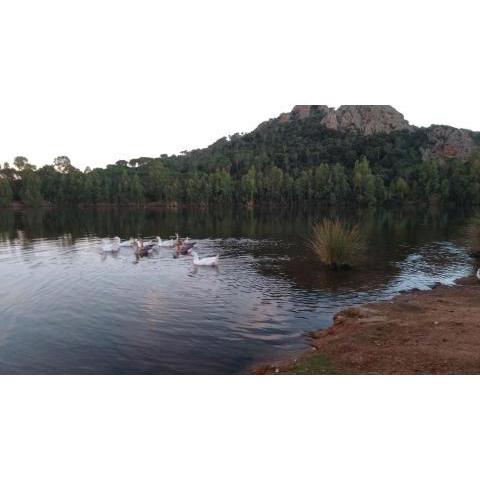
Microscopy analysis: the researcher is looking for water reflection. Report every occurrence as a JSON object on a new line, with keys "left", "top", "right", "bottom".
{"left": 0, "top": 206, "right": 476, "bottom": 374}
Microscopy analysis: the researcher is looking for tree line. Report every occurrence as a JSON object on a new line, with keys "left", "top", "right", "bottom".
{"left": 1, "top": 117, "right": 480, "bottom": 208}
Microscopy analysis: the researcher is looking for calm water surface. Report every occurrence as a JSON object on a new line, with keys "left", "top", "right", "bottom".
{"left": 0, "top": 207, "right": 476, "bottom": 374}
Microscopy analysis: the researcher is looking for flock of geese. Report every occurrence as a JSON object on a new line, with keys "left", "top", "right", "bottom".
{"left": 101, "top": 234, "right": 480, "bottom": 276}
{"left": 101, "top": 234, "right": 220, "bottom": 266}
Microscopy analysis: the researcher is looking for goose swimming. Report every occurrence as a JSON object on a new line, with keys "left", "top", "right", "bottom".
{"left": 133, "top": 239, "right": 154, "bottom": 256}
{"left": 178, "top": 241, "right": 196, "bottom": 255}
{"left": 101, "top": 237, "right": 121, "bottom": 253}
{"left": 172, "top": 233, "right": 196, "bottom": 256}
{"left": 192, "top": 251, "right": 219, "bottom": 266}
{"left": 155, "top": 236, "right": 175, "bottom": 248}
{"left": 119, "top": 237, "right": 135, "bottom": 247}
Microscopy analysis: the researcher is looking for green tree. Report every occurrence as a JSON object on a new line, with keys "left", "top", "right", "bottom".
{"left": 0, "top": 177, "right": 13, "bottom": 207}
{"left": 374, "top": 175, "right": 387, "bottom": 204}
{"left": 53, "top": 156, "right": 73, "bottom": 173}
{"left": 313, "top": 163, "right": 331, "bottom": 202}
{"left": 329, "top": 163, "right": 351, "bottom": 203}
{"left": 37, "top": 165, "right": 60, "bottom": 203}
{"left": 14, "top": 156, "right": 29, "bottom": 171}
{"left": 211, "top": 169, "right": 233, "bottom": 202}
{"left": 241, "top": 166, "right": 256, "bottom": 205}
{"left": 20, "top": 170, "right": 43, "bottom": 207}
{"left": 419, "top": 160, "right": 440, "bottom": 204}
{"left": 129, "top": 174, "right": 144, "bottom": 204}
{"left": 145, "top": 161, "right": 170, "bottom": 202}
{"left": 390, "top": 177, "right": 409, "bottom": 203}
{"left": 264, "top": 165, "right": 284, "bottom": 202}
{"left": 353, "top": 156, "right": 376, "bottom": 205}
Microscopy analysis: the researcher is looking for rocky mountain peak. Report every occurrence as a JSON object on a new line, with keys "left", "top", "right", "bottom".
{"left": 336, "top": 105, "right": 412, "bottom": 135}
{"left": 262, "top": 105, "right": 479, "bottom": 162}
{"left": 277, "top": 105, "right": 412, "bottom": 135}
{"left": 422, "top": 125, "right": 477, "bottom": 162}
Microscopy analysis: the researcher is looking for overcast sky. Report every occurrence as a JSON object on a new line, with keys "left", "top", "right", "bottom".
{"left": 0, "top": 0, "right": 479, "bottom": 170}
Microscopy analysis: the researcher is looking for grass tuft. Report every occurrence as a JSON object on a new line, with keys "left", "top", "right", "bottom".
{"left": 291, "top": 355, "right": 336, "bottom": 375}
{"left": 309, "top": 219, "right": 365, "bottom": 269}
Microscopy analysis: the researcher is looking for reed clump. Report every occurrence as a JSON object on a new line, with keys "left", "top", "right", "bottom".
{"left": 309, "top": 219, "right": 365, "bottom": 269}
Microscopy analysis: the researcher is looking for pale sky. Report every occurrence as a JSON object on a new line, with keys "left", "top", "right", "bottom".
{"left": 0, "top": 0, "right": 479, "bottom": 170}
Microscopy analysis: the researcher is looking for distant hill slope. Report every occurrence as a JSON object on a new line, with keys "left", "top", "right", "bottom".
{"left": 3, "top": 106, "right": 480, "bottom": 208}
{"left": 168, "top": 105, "right": 479, "bottom": 176}
{"left": 254, "top": 105, "right": 479, "bottom": 162}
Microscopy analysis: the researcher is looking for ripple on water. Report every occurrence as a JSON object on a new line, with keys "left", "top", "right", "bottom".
{"left": 0, "top": 215, "right": 475, "bottom": 373}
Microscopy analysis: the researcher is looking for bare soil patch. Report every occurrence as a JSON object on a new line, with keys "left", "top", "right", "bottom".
{"left": 256, "top": 277, "right": 480, "bottom": 374}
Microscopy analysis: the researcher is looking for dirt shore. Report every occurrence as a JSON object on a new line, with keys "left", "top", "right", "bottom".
{"left": 256, "top": 276, "right": 480, "bottom": 374}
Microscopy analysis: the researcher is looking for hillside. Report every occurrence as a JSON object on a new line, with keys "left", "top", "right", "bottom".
{"left": 172, "top": 105, "right": 479, "bottom": 175}
{"left": 1, "top": 105, "right": 480, "bottom": 208}
{"left": 271, "top": 105, "right": 477, "bottom": 160}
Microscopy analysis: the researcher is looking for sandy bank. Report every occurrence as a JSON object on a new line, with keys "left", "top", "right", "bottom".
{"left": 256, "top": 276, "right": 480, "bottom": 374}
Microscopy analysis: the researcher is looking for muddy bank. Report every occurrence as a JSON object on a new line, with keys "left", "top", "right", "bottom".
{"left": 257, "top": 276, "right": 480, "bottom": 374}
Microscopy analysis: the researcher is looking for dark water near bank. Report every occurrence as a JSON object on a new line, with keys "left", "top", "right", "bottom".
{"left": 0, "top": 207, "right": 476, "bottom": 374}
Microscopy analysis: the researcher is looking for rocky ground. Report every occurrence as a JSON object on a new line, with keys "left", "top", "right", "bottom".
{"left": 256, "top": 276, "right": 480, "bottom": 375}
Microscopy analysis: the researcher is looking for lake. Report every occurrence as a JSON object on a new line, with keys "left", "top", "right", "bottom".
{"left": 0, "top": 207, "right": 476, "bottom": 374}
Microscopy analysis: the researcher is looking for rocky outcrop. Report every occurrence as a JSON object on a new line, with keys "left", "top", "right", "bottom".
{"left": 271, "top": 105, "right": 479, "bottom": 161}
{"left": 278, "top": 105, "right": 331, "bottom": 123}
{"left": 335, "top": 105, "right": 412, "bottom": 135}
{"left": 291, "top": 105, "right": 313, "bottom": 120}
{"left": 276, "top": 105, "right": 412, "bottom": 135}
{"left": 422, "top": 125, "right": 477, "bottom": 162}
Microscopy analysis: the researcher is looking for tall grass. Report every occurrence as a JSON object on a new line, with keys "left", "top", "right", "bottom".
{"left": 309, "top": 219, "right": 365, "bottom": 269}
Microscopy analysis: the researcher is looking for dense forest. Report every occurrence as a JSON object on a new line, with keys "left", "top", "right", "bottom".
{"left": 1, "top": 113, "right": 480, "bottom": 208}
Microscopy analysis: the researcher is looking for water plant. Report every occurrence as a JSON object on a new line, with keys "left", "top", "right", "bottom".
{"left": 309, "top": 219, "right": 365, "bottom": 269}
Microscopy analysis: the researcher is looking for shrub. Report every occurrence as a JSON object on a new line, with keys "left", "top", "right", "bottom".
{"left": 309, "top": 219, "right": 365, "bottom": 269}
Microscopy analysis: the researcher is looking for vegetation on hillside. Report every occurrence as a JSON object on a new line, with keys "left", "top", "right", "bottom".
{"left": 0, "top": 176, "right": 13, "bottom": 208}
{"left": 1, "top": 114, "right": 480, "bottom": 208}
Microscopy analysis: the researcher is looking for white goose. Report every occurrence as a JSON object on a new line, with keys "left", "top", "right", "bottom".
{"left": 101, "top": 237, "right": 121, "bottom": 253}
{"left": 142, "top": 239, "right": 156, "bottom": 247}
{"left": 192, "top": 251, "right": 219, "bottom": 267}
{"left": 119, "top": 237, "right": 135, "bottom": 247}
{"left": 155, "top": 236, "right": 175, "bottom": 248}
{"left": 477, "top": 269, "right": 480, "bottom": 281}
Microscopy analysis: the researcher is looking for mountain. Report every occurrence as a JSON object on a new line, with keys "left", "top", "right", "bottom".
{"left": 257, "top": 105, "right": 478, "bottom": 162}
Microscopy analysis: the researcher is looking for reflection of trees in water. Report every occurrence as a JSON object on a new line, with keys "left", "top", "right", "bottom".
{"left": 357, "top": 207, "right": 472, "bottom": 251}
{"left": 0, "top": 210, "right": 15, "bottom": 241}
{"left": 21, "top": 209, "right": 48, "bottom": 238}
{"left": 252, "top": 206, "right": 478, "bottom": 293}
{"left": 264, "top": 258, "right": 399, "bottom": 293}
{"left": 254, "top": 249, "right": 402, "bottom": 294}
{"left": 460, "top": 214, "right": 480, "bottom": 255}
{"left": 0, "top": 205, "right": 477, "bottom": 247}
{"left": 0, "top": 209, "right": 47, "bottom": 241}
{"left": 1, "top": 207, "right": 330, "bottom": 242}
